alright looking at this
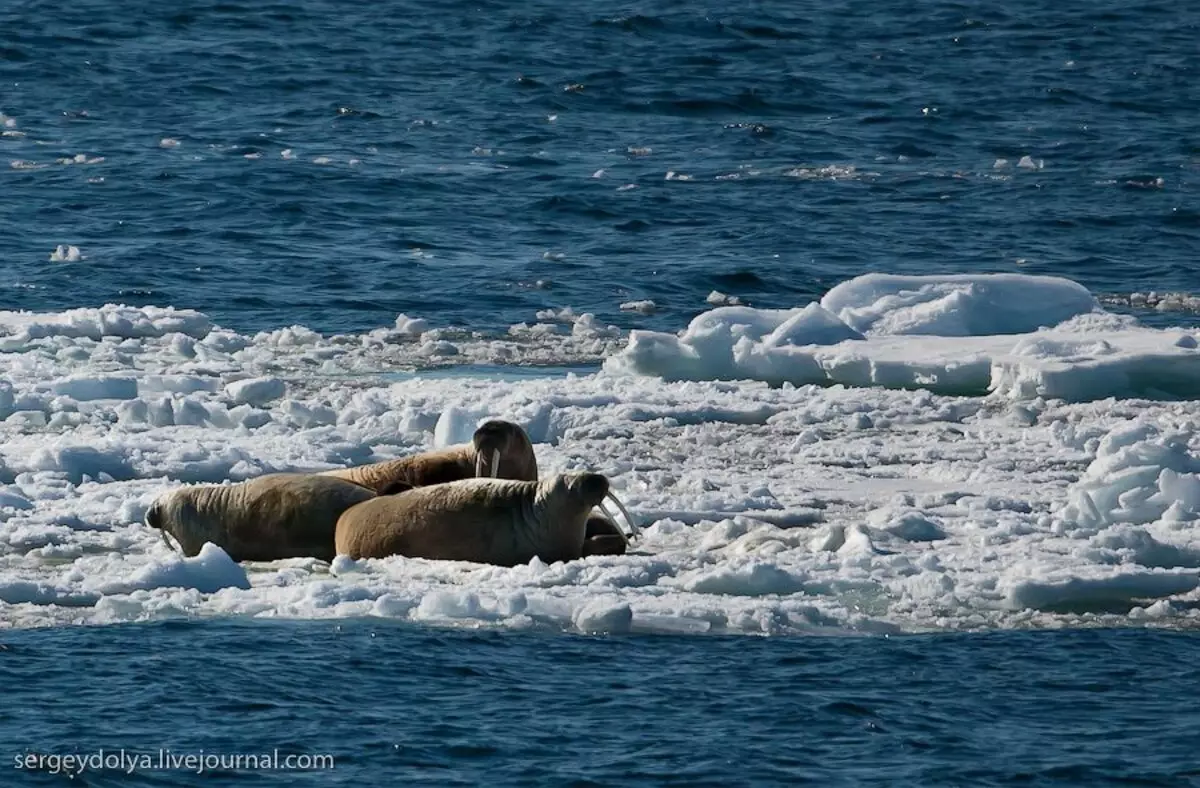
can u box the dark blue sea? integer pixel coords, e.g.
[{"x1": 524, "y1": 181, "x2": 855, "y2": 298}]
[
  {"x1": 3, "y1": 0, "x2": 1200, "y2": 784},
  {"x1": 2, "y1": 620, "x2": 1200, "y2": 786},
  {"x1": 1, "y1": 0, "x2": 1197, "y2": 334}
]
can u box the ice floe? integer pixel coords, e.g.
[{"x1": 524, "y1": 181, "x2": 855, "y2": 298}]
[
  {"x1": 0, "y1": 273, "x2": 1197, "y2": 635},
  {"x1": 606, "y1": 273, "x2": 1200, "y2": 401}
]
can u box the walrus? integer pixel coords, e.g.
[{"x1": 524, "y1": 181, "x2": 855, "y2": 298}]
[
  {"x1": 334, "y1": 472, "x2": 635, "y2": 566},
  {"x1": 320, "y1": 419, "x2": 537, "y2": 495},
  {"x1": 583, "y1": 513, "x2": 630, "y2": 557},
  {"x1": 145, "y1": 473, "x2": 376, "y2": 562}
]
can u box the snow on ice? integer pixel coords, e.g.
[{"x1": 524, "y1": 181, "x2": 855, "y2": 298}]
[{"x1": 0, "y1": 273, "x2": 1198, "y2": 635}]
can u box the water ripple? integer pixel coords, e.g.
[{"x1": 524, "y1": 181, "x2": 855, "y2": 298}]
[
  {"x1": 3, "y1": 622, "x2": 1200, "y2": 785},
  {"x1": 0, "y1": 0, "x2": 1195, "y2": 337}
]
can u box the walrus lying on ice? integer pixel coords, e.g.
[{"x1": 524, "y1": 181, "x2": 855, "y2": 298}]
[
  {"x1": 145, "y1": 419, "x2": 539, "y2": 562},
  {"x1": 146, "y1": 419, "x2": 636, "y2": 563},
  {"x1": 145, "y1": 473, "x2": 375, "y2": 562},
  {"x1": 321, "y1": 419, "x2": 538, "y2": 494},
  {"x1": 324, "y1": 417, "x2": 632, "y2": 556},
  {"x1": 334, "y1": 472, "x2": 639, "y2": 566}
]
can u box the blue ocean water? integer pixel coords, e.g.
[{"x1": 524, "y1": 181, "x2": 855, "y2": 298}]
[
  {"x1": 1, "y1": 620, "x2": 1198, "y2": 786},
  {"x1": 1, "y1": 0, "x2": 1196, "y2": 335},
  {"x1": 4, "y1": 1, "x2": 1200, "y2": 784}
]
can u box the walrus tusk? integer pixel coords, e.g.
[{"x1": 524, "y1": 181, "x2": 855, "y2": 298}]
[
  {"x1": 606, "y1": 491, "x2": 639, "y2": 538},
  {"x1": 597, "y1": 502, "x2": 629, "y2": 546},
  {"x1": 160, "y1": 528, "x2": 182, "y2": 554},
  {"x1": 599, "y1": 490, "x2": 639, "y2": 541},
  {"x1": 474, "y1": 448, "x2": 502, "y2": 479}
]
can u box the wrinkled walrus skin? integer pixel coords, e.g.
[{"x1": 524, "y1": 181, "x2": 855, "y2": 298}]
[
  {"x1": 320, "y1": 419, "x2": 538, "y2": 495},
  {"x1": 334, "y1": 472, "x2": 609, "y2": 566},
  {"x1": 145, "y1": 473, "x2": 376, "y2": 562}
]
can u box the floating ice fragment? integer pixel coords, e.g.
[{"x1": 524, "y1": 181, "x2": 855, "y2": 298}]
[
  {"x1": 392, "y1": 313, "x2": 430, "y2": 336},
  {"x1": 49, "y1": 245, "x2": 84, "y2": 262},
  {"x1": 535, "y1": 306, "x2": 577, "y2": 323},
  {"x1": 706, "y1": 291, "x2": 744, "y2": 306},
  {"x1": 573, "y1": 601, "x2": 633, "y2": 634},
  {"x1": 56, "y1": 153, "x2": 104, "y2": 165}
]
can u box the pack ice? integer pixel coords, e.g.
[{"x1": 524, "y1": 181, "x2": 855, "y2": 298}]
[{"x1": 0, "y1": 273, "x2": 1198, "y2": 636}]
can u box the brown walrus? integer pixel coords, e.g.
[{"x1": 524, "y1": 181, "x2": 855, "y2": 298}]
[
  {"x1": 583, "y1": 514, "x2": 631, "y2": 556},
  {"x1": 145, "y1": 473, "x2": 376, "y2": 562},
  {"x1": 334, "y1": 472, "x2": 629, "y2": 566},
  {"x1": 320, "y1": 419, "x2": 537, "y2": 495}
]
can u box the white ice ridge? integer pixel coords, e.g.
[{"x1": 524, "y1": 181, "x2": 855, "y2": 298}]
[
  {"x1": 604, "y1": 273, "x2": 1200, "y2": 402},
  {"x1": 0, "y1": 273, "x2": 1196, "y2": 635}
]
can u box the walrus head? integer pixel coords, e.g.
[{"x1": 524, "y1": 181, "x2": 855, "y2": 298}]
[
  {"x1": 143, "y1": 485, "x2": 238, "y2": 557},
  {"x1": 145, "y1": 500, "x2": 162, "y2": 531},
  {"x1": 471, "y1": 419, "x2": 537, "y2": 481},
  {"x1": 144, "y1": 494, "x2": 185, "y2": 554},
  {"x1": 566, "y1": 471, "x2": 609, "y2": 507},
  {"x1": 533, "y1": 472, "x2": 608, "y2": 516},
  {"x1": 520, "y1": 472, "x2": 610, "y2": 559},
  {"x1": 533, "y1": 472, "x2": 641, "y2": 546},
  {"x1": 558, "y1": 472, "x2": 639, "y2": 547}
]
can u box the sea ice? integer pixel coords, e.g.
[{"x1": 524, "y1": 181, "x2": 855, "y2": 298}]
[
  {"x1": 605, "y1": 274, "x2": 1200, "y2": 402},
  {"x1": 0, "y1": 272, "x2": 1196, "y2": 635}
]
